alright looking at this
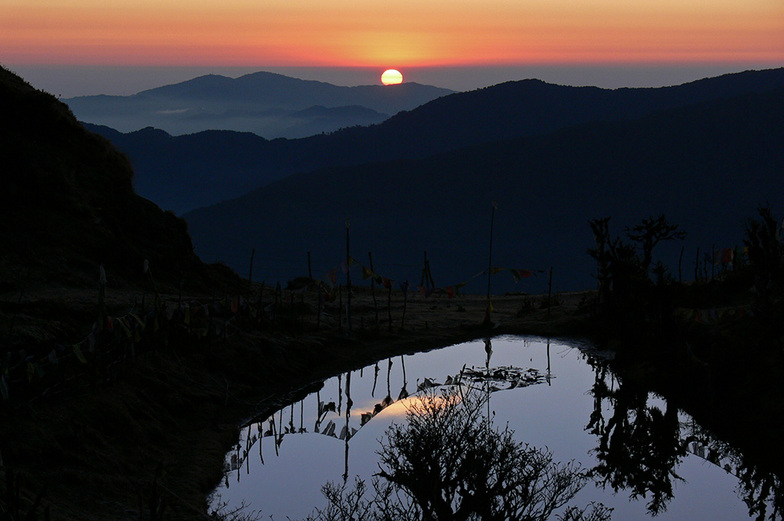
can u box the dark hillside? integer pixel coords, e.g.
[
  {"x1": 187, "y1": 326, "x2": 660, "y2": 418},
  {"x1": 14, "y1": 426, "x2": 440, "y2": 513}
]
[
  {"x1": 0, "y1": 66, "x2": 237, "y2": 292},
  {"x1": 91, "y1": 68, "x2": 784, "y2": 214},
  {"x1": 183, "y1": 86, "x2": 784, "y2": 293}
]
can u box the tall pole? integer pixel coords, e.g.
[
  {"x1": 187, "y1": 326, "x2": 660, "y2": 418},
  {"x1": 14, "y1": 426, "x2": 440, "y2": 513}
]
[
  {"x1": 346, "y1": 219, "x2": 352, "y2": 332},
  {"x1": 486, "y1": 202, "x2": 496, "y2": 301},
  {"x1": 484, "y1": 202, "x2": 497, "y2": 327},
  {"x1": 369, "y1": 251, "x2": 379, "y2": 328}
]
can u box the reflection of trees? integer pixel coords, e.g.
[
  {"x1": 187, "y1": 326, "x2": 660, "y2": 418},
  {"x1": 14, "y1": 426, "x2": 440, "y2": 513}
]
[
  {"x1": 737, "y1": 462, "x2": 783, "y2": 521},
  {"x1": 305, "y1": 386, "x2": 612, "y2": 521},
  {"x1": 586, "y1": 359, "x2": 688, "y2": 515},
  {"x1": 588, "y1": 357, "x2": 784, "y2": 520},
  {"x1": 685, "y1": 423, "x2": 783, "y2": 521}
]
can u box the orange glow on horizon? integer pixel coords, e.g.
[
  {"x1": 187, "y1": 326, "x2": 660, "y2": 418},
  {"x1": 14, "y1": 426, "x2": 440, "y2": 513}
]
[{"x1": 2, "y1": 0, "x2": 782, "y2": 68}]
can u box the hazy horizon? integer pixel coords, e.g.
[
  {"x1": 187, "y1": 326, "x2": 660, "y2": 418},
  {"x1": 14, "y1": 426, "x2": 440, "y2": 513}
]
[{"x1": 9, "y1": 63, "x2": 783, "y2": 99}]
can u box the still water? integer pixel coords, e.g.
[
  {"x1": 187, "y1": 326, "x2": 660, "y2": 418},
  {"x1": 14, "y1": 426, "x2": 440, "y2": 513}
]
[{"x1": 210, "y1": 336, "x2": 764, "y2": 520}]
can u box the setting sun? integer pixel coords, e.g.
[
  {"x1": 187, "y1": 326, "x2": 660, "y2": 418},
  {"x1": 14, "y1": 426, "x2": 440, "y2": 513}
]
[{"x1": 381, "y1": 69, "x2": 403, "y2": 85}]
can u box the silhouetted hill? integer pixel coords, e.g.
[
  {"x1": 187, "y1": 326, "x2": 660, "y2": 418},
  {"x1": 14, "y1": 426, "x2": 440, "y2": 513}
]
[
  {"x1": 183, "y1": 86, "x2": 784, "y2": 293},
  {"x1": 90, "y1": 68, "x2": 784, "y2": 214},
  {"x1": 65, "y1": 71, "x2": 453, "y2": 138},
  {"x1": 0, "y1": 67, "x2": 239, "y2": 291}
]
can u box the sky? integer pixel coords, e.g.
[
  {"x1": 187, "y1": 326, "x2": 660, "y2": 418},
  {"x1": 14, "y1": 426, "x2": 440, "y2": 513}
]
[{"x1": 2, "y1": 0, "x2": 783, "y2": 95}]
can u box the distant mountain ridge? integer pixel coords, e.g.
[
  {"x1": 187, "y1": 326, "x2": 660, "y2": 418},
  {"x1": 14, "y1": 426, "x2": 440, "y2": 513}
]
[
  {"x1": 182, "y1": 83, "x2": 784, "y2": 293},
  {"x1": 65, "y1": 71, "x2": 454, "y2": 138},
  {"x1": 88, "y1": 68, "x2": 784, "y2": 214}
]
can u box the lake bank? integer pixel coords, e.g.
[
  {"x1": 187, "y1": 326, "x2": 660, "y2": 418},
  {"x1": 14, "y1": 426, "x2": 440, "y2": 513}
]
[
  {"x1": 1, "y1": 286, "x2": 590, "y2": 520},
  {"x1": 3, "y1": 282, "x2": 781, "y2": 520}
]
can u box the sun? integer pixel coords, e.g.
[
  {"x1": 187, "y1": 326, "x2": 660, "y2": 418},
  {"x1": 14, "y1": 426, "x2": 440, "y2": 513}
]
[{"x1": 381, "y1": 69, "x2": 403, "y2": 86}]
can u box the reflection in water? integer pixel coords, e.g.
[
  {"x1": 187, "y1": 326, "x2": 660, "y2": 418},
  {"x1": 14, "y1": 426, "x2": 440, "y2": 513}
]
[
  {"x1": 213, "y1": 336, "x2": 782, "y2": 521},
  {"x1": 585, "y1": 355, "x2": 783, "y2": 520},
  {"x1": 684, "y1": 422, "x2": 783, "y2": 521},
  {"x1": 586, "y1": 358, "x2": 689, "y2": 515},
  {"x1": 310, "y1": 385, "x2": 612, "y2": 521}
]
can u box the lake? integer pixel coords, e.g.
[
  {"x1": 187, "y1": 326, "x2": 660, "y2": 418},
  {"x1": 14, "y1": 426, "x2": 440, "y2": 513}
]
[{"x1": 209, "y1": 335, "x2": 768, "y2": 520}]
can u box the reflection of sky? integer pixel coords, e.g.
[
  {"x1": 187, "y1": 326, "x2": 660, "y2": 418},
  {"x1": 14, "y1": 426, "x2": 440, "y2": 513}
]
[{"x1": 210, "y1": 336, "x2": 753, "y2": 520}]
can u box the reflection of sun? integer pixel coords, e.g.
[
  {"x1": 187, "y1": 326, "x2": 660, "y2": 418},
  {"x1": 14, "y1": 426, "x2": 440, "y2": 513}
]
[{"x1": 381, "y1": 69, "x2": 403, "y2": 85}]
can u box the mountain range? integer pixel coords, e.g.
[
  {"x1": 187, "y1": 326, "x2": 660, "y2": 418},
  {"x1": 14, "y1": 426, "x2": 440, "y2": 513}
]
[
  {"x1": 87, "y1": 68, "x2": 784, "y2": 216},
  {"x1": 175, "y1": 69, "x2": 784, "y2": 293},
  {"x1": 66, "y1": 71, "x2": 453, "y2": 139}
]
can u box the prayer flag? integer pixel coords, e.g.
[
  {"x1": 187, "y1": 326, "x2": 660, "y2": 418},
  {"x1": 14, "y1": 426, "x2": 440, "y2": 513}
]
[{"x1": 73, "y1": 344, "x2": 87, "y2": 364}]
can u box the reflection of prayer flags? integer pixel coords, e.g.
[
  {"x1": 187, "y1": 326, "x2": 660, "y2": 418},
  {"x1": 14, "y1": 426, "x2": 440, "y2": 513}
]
[
  {"x1": 362, "y1": 266, "x2": 373, "y2": 280},
  {"x1": 490, "y1": 267, "x2": 505, "y2": 275},
  {"x1": 418, "y1": 285, "x2": 427, "y2": 297},
  {"x1": 446, "y1": 286, "x2": 455, "y2": 299},
  {"x1": 373, "y1": 274, "x2": 383, "y2": 285},
  {"x1": 382, "y1": 277, "x2": 392, "y2": 289},
  {"x1": 721, "y1": 248, "x2": 733, "y2": 264}
]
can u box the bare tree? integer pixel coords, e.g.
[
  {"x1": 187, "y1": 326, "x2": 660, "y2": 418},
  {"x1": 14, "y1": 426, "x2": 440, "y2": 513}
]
[
  {"x1": 376, "y1": 387, "x2": 609, "y2": 521},
  {"x1": 626, "y1": 215, "x2": 686, "y2": 274},
  {"x1": 304, "y1": 387, "x2": 612, "y2": 521}
]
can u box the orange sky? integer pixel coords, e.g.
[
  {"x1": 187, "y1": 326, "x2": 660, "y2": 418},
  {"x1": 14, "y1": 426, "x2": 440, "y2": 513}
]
[{"x1": 2, "y1": 0, "x2": 783, "y2": 67}]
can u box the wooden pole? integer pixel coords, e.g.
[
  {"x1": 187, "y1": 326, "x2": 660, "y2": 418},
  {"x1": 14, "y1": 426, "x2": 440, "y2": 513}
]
[
  {"x1": 547, "y1": 266, "x2": 553, "y2": 318},
  {"x1": 484, "y1": 202, "x2": 497, "y2": 326},
  {"x1": 369, "y1": 251, "x2": 379, "y2": 328},
  {"x1": 486, "y1": 204, "x2": 495, "y2": 302},
  {"x1": 400, "y1": 282, "x2": 408, "y2": 330},
  {"x1": 338, "y1": 285, "x2": 343, "y2": 333},
  {"x1": 387, "y1": 281, "x2": 393, "y2": 332},
  {"x1": 678, "y1": 245, "x2": 684, "y2": 283},
  {"x1": 248, "y1": 248, "x2": 255, "y2": 284},
  {"x1": 346, "y1": 219, "x2": 352, "y2": 332}
]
